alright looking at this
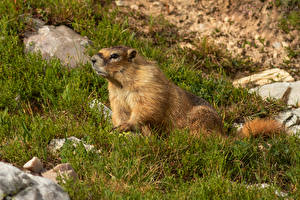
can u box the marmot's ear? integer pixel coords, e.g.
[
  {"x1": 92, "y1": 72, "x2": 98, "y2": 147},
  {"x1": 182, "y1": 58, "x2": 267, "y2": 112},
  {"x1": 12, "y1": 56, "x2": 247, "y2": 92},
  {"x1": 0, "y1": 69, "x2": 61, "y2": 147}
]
[{"x1": 127, "y1": 49, "x2": 137, "y2": 61}]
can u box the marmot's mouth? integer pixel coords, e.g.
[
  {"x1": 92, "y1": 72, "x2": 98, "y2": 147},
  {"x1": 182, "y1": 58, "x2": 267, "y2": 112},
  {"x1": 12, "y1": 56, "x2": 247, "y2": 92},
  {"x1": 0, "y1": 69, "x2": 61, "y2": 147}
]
[
  {"x1": 95, "y1": 70, "x2": 107, "y2": 77},
  {"x1": 92, "y1": 64, "x2": 108, "y2": 77}
]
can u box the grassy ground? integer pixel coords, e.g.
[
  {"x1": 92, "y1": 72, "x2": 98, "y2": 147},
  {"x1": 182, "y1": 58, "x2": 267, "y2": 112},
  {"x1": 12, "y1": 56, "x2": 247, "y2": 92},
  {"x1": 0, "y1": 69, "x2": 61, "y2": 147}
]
[
  {"x1": 0, "y1": 0, "x2": 299, "y2": 199},
  {"x1": 275, "y1": 0, "x2": 300, "y2": 32}
]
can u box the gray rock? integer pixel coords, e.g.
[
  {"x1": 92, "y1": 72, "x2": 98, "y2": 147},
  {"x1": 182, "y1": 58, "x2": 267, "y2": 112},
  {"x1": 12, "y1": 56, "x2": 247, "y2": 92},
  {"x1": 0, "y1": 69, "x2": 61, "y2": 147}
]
[
  {"x1": 250, "y1": 81, "x2": 300, "y2": 106},
  {"x1": 24, "y1": 25, "x2": 91, "y2": 68},
  {"x1": 0, "y1": 162, "x2": 70, "y2": 200},
  {"x1": 276, "y1": 108, "x2": 300, "y2": 135}
]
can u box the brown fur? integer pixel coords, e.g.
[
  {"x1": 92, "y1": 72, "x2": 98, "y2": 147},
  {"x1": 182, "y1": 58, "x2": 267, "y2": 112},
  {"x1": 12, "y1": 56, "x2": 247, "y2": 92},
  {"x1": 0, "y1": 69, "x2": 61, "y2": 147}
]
[
  {"x1": 239, "y1": 118, "x2": 284, "y2": 138},
  {"x1": 91, "y1": 46, "x2": 283, "y2": 138}
]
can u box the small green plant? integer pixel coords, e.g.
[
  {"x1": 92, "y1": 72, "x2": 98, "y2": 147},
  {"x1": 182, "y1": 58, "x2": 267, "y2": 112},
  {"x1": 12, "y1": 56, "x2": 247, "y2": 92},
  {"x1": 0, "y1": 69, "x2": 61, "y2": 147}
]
[{"x1": 275, "y1": 0, "x2": 300, "y2": 32}]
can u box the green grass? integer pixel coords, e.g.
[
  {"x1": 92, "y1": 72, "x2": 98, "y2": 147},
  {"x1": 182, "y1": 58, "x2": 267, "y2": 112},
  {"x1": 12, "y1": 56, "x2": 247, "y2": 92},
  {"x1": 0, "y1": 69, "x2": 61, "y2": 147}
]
[
  {"x1": 0, "y1": 0, "x2": 299, "y2": 199},
  {"x1": 275, "y1": 0, "x2": 300, "y2": 32}
]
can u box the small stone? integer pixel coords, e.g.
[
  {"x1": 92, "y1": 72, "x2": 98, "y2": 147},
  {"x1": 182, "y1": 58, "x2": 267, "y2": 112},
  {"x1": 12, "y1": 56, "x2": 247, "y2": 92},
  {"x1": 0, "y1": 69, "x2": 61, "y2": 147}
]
[
  {"x1": 272, "y1": 41, "x2": 281, "y2": 49},
  {"x1": 228, "y1": 41, "x2": 235, "y2": 47},
  {"x1": 130, "y1": 4, "x2": 139, "y2": 10},
  {"x1": 275, "y1": 190, "x2": 288, "y2": 198},
  {"x1": 89, "y1": 99, "x2": 112, "y2": 120},
  {"x1": 15, "y1": 94, "x2": 20, "y2": 102},
  {"x1": 167, "y1": 4, "x2": 175, "y2": 14},
  {"x1": 42, "y1": 163, "x2": 77, "y2": 183},
  {"x1": 153, "y1": 2, "x2": 161, "y2": 7},
  {"x1": 23, "y1": 157, "x2": 43, "y2": 173},
  {"x1": 224, "y1": 16, "x2": 229, "y2": 22},
  {"x1": 282, "y1": 41, "x2": 289, "y2": 48},
  {"x1": 115, "y1": 0, "x2": 124, "y2": 6},
  {"x1": 284, "y1": 56, "x2": 290, "y2": 61},
  {"x1": 48, "y1": 138, "x2": 66, "y2": 152},
  {"x1": 233, "y1": 123, "x2": 243, "y2": 133},
  {"x1": 237, "y1": 48, "x2": 243, "y2": 55},
  {"x1": 190, "y1": 23, "x2": 207, "y2": 32},
  {"x1": 179, "y1": 42, "x2": 196, "y2": 50}
]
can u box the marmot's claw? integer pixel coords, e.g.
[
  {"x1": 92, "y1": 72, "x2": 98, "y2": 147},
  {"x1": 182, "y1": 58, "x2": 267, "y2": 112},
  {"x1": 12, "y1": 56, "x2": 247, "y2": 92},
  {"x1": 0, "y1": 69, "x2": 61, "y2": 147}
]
[{"x1": 117, "y1": 123, "x2": 134, "y2": 132}]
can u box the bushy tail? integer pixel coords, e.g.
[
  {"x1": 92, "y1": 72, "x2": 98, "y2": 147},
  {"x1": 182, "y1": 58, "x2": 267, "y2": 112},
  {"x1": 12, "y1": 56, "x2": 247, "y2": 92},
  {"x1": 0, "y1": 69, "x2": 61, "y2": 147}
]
[{"x1": 239, "y1": 118, "x2": 284, "y2": 138}]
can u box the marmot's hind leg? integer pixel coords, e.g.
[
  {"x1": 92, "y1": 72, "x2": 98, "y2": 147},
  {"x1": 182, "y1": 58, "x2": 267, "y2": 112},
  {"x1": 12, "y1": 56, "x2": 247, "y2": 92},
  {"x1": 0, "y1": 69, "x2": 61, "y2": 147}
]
[{"x1": 188, "y1": 106, "x2": 224, "y2": 136}]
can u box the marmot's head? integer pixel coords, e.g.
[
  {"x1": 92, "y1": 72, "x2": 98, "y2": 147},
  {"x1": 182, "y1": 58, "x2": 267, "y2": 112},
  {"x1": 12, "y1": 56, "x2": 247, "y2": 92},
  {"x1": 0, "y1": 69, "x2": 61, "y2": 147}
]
[{"x1": 91, "y1": 46, "x2": 138, "y2": 79}]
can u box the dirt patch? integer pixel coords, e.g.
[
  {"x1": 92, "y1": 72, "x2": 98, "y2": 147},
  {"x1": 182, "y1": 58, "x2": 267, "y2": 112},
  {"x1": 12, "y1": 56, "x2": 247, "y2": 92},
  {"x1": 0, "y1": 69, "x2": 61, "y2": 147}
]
[{"x1": 116, "y1": 0, "x2": 299, "y2": 79}]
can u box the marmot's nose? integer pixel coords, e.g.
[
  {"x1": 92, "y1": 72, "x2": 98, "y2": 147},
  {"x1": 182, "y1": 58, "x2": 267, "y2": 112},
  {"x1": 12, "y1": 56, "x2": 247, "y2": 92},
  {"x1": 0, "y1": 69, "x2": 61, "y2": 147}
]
[{"x1": 91, "y1": 58, "x2": 96, "y2": 64}]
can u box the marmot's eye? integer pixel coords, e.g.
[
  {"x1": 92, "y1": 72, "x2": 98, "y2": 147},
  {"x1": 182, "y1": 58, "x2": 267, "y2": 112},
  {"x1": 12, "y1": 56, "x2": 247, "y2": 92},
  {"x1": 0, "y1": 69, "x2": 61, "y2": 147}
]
[{"x1": 110, "y1": 53, "x2": 120, "y2": 59}]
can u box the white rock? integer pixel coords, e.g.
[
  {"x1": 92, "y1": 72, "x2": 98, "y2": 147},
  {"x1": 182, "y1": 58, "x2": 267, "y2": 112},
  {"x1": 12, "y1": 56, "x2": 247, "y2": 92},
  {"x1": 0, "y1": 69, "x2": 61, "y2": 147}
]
[
  {"x1": 276, "y1": 108, "x2": 300, "y2": 135},
  {"x1": 250, "y1": 81, "x2": 300, "y2": 106},
  {"x1": 249, "y1": 82, "x2": 290, "y2": 100},
  {"x1": 42, "y1": 163, "x2": 77, "y2": 184},
  {"x1": 48, "y1": 136, "x2": 95, "y2": 153},
  {"x1": 23, "y1": 157, "x2": 43, "y2": 173},
  {"x1": 0, "y1": 162, "x2": 70, "y2": 200},
  {"x1": 24, "y1": 25, "x2": 91, "y2": 68},
  {"x1": 233, "y1": 68, "x2": 294, "y2": 87}
]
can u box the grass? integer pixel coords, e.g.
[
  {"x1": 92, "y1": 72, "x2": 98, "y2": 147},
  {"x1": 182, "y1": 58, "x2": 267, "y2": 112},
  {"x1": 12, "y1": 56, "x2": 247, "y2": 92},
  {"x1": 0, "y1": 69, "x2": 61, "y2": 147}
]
[
  {"x1": 0, "y1": 0, "x2": 299, "y2": 199},
  {"x1": 275, "y1": 0, "x2": 300, "y2": 32}
]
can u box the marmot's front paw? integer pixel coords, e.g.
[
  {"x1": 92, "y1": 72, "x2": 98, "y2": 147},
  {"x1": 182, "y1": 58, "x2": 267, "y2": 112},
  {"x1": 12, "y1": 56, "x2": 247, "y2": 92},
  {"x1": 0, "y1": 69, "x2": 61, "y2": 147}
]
[{"x1": 116, "y1": 123, "x2": 135, "y2": 132}]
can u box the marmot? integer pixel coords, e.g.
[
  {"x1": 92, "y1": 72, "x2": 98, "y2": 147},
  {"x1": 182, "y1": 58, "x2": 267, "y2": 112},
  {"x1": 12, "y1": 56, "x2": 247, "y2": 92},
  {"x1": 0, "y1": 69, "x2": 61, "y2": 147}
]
[{"x1": 91, "y1": 46, "x2": 283, "y2": 137}]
